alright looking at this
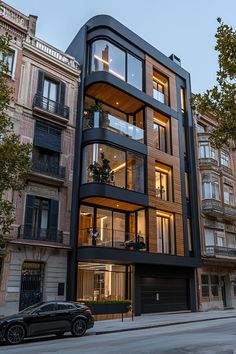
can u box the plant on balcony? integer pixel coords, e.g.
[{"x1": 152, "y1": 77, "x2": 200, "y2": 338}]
[
  {"x1": 88, "y1": 152, "x2": 114, "y2": 184},
  {"x1": 84, "y1": 102, "x2": 109, "y2": 129}
]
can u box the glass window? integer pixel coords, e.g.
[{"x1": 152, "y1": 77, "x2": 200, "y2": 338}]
[
  {"x1": 221, "y1": 150, "x2": 230, "y2": 167},
  {"x1": 77, "y1": 262, "x2": 130, "y2": 301},
  {"x1": 202, "y1": 174, "x2": 220, "y2": 200},
  {"x1": 127, "y1": 152, "x2": 144, "y2": 193},
  {"x1": 205, "y1": 229, "x2": 215, "y2": 246},
  {"x1": 78, "y1": 205, "x2": 94, "y2": 246},
  {"x1": 156, "y1": 212, "x2": 175, "y2": 254},
  {"x1": 197, "y1": 124, "x2": 206, "y2": 133},
  {"x1": 127, "y1": 54, "x2": 142, "y2": 90},
  {"x1": 82, "y1": 144, "x2": 144, "y2": 193},
  {"x1": 153, "y1": 122, "x2": 166, "y2": 152},
  {"x1": 153, "y1": 70, "x2": 169, "y2": 105},
  {"x1": 0, "y1": 50, "x2": 14, "y2": 74},
  {"x1": 113, "y1": 212, "x2": 126, "y2": 248},
  {"x1": 211, "y1": 275, "x2": 219, "y2": 297},
  {"x1": 198, "y1": 141, "x2": 216, "y2": 160},
  {"x1": 40, "y1": 304, "x2": 57, "y2": 312},
  {"x1": 43, "y1": 78, "x2": 58, "y2": 102},
  {"x1": 155, "y1": 170, "x2": 168, "y2": 200},
  {"x1": 224, "y1": 184, "x2": 234, "y2": 205},
  {"x1": 96, "y1": 208, "x2": 112, "y2": 247},
  {"x1": 90, "y1": 40, "x2": 143, "y2": 90}
]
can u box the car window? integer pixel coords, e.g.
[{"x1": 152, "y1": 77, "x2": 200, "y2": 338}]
[
  {"x1": 40, "y1": 304, "x2": 57, "y2": 312},
  {"x1": 57, "y1": 303, "x2": 75, "y2": 310}
]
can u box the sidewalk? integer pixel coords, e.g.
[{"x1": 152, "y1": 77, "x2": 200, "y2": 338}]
[{"x1": 90, "y1": 309, "x2": 236, "y2": 335}]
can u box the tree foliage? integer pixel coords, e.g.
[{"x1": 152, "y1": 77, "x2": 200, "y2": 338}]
[
  {"x1": 0, "y1": 33, "x2": 31, "y2": 242},
  {"x1": 192, "y1": 18, "x2": 236, "y2": 148}
]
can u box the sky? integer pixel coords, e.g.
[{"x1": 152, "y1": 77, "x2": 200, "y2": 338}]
[{"x1": 4, "y1": 0, "x2": 236, "y2": 93}]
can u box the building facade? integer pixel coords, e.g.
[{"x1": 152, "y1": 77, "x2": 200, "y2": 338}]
[
  {"x1": 67, "y1": 15, "x2": 201, "y2": 315},
  {"x1": 0, "y1": 2, "x2": 80, "y2": 315},
  {"x1": 195, "y1": 112, "x2": 236, "y2": 311}
]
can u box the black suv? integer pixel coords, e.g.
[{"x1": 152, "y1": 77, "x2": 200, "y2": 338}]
[{"x1": 0, "y1": 301, "x2": 94, "y2": 345}]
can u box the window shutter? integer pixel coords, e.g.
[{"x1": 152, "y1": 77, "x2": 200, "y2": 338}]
[
  {"x1": 24, "y1": 195, "x2": 35, "y2": 233},
  {"x1": 37, "y1": 70, "x2": 44, "y2": 94},
  {"x1": 60, "y1": 82, "x2": 66, "y2": 105},
  {"x1": 49, "y1": 200, "x2": 59, "y2": 230}
]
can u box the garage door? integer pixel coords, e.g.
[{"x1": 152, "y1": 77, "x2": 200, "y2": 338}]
[{"x1": 141, "y1": 277, "x2": 189, "y2": 313}]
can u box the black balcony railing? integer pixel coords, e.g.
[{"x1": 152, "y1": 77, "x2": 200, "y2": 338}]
[
  {"x1": 18, "y1": 226, "x2": 63, "y2": 243},
  {"x1": 205, "y1": 245, "x2": 236, "y2": 258},
  {"x1": 32, "y1": 157, "x2": 66, "y2": 180},
  {"x1": 79, "y1": 227, "x2": 146, "y2": 250},
  {"x1": 33, "y1": 93, "x2": 69, "y2": 119}
]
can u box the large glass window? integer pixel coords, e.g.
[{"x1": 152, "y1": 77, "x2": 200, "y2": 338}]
[
  {"x1": 155, "y1": 163, "x2": 171, "y2": 201},
  {"x1": 224, "y1": 184, "x2": 234, "y2": 205},
  {"x1": 77, "y1": 262, "x2": 130, "y2": 301},
  {"x1": 82, "y1": 144, "x2": 144, "y2": 193},
  {"x1": 153, "y1": 122, "x2": 166, "y2": 152},
  {"x1": 78, "y1": 205, "x2": 146, "y2": 249},
  {"x1": 202, "y1": 174, "x2": 220, "y2": 200},
  {"x1": 90, "y1": 40, "x2": 143, "y2": 90},
  {"x1": 83, "y1": 97, "x2": 144, "y2": 143},
  {"x1": 156, "y1": 212, "x2": 175, "y2": 254},
  {"x1": 221, "y1": 150, "x2": 230, "y2": 167},
  {"x1": 198, "y1": 141, "x2": 216, "y2": 160},
  {"x1": 153, "y1": 70, "x2": 169, "y2": 105}
]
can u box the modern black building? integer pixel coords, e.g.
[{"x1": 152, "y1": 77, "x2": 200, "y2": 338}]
[{"x1": 66, "y1": 15, "x2": 201, "y2": 315}]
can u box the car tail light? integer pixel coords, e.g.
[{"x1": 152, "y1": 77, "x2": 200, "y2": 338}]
[{"x1": 84, "y1": 308, "x2": 92, "y2": 315}]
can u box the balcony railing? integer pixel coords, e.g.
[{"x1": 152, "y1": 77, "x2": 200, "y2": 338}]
[
  {"x1": 83, "y1": 110, "x2": 144, "y2": 143},
  {"x1": 202, "y1": 199, "x2": 224, "y2": 216},
  {"x1": 205, "y1": 245, "x2": 236, "y2": 258},
  {"x1": 224, "y1": 205, "x2": 236, "y2": 219},
  {"x1": 198, "y1": 158, "x2": 218, "y2": 167},
  {"x1": 78, "y1": 228, "x2": 146, "y2": 250},
  {"x1": 32, "y1": 157, "x2": 66, "y2": 180},
  {"x1": 221, "y1": 165, "x2": 233, "y2": 175},
  {"x1": 153, "y1": 88, "x2": 169, "y2": 105},
  {"x1": 18, "y1": 226, "x2": 63, "y2": 243},
  {"x1": 33, "y1": 93, "x2": 69, "y2": 120}
]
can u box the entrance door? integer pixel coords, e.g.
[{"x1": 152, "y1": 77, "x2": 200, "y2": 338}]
[
  {"x1": 141, "y1": 277, "x2": 189, "y2": 313},
  {"x1": 19, "y1": 262, "x2": 45, "y2": 311},
  {"x1": 221, "y1": 277, "x2": 227, "y2": 308}
]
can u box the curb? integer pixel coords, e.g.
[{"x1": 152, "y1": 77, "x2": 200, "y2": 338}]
[{"x1": 95, "y1": 315, "x2": 236, "y2": 335}]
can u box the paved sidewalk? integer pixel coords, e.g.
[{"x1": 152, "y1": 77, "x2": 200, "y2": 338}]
[{"x1": 90, "y1": 309, "x2": 236, "y2": 335}]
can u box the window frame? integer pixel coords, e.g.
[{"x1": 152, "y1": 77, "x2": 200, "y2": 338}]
[{"x1": 89, "y1": 38, "x2": 143, "y2": 90}]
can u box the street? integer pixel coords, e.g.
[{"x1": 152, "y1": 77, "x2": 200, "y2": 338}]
[{"x1": 1, "y1": 317, "x2": 236, "y2": 354}]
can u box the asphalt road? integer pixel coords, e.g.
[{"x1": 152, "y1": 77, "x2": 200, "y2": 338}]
[{"x1": 1, "y1": 318, "x2": 236, "y2": 354}]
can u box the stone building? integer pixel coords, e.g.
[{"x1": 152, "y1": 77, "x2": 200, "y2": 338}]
[
  {"x1": 0, "y1": 1, "x2": 80, "y2": 315},
  {"x1": 194, "y1": 112, "x2": 236, "y2": 311}
]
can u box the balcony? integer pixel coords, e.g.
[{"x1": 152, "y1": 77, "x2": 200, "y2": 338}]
[
  {"x1": 32, "y1": 157, "x2": 66, "y2": 180},
  {"x1": 83, "y1": 110, "x2": 144, "y2": 143},
  {"x1": 18, "y1": 226, "x2": 63, "y2": 244},
  {"x1": 79, "y1": 228, "x2": 146, "y2": 251},
  {"x1": 202, "y1": 199, "x2": 223, "y2": 217},
  {"x1": 153, "y1": 88, "x2": 169, "y2": 105},
  {"x1": 221, "y1": 165, "x2": 233, "y2": 176},
  {"x1": 205, "y1": 245, "x2": 236, "y2": 258},
  {"x1": 224, "y1": 205, "x2": 236, "y2": 220},
  {"x1": 198, "y1": 158, "x2": 218, "y2": 169},
  {"x1": 33, "y1": 93, "x2": 69, "y2": 122}
]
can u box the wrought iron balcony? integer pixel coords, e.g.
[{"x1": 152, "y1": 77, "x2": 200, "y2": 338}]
[
  {"x1": 202, "y1": 199, "x2": 224, "y2": 216},
  {"x1": 205, "y1": 245, "x2": 236, "y2": 258},
  {"x1": 32, "y1": 157, "x2": 66, "y2": 180},
  {"x1": 33, "y1": 93, "x2": 69, "y2": 120},
  {"x1": 18, "y1": 226, "x2": 63, "y2": 243}
]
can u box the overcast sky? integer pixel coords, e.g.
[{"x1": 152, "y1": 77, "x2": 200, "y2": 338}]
[{"x1": 5, "y1": 0, "x2": 236, "y2": 93}]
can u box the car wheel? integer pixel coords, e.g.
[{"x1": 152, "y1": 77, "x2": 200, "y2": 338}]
[
  {"x1": 71, "y1": 319, "x2": 87, "y2": 337},
  {"x1": 5, "y1": 323, "x2": 25, "y2": 345}
]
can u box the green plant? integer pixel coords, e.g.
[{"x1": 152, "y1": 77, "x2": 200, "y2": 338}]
[{"x1": 88, "y1": 152, "x2": 114, "y2": 184}]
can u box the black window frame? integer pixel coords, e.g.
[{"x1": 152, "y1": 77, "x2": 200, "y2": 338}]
[
  {"x1": 153, "y1": 121, "x2": 167, "y2": 152},
  {"x1": 88, "y1": 38, "x2": 144, "y2": 91}
]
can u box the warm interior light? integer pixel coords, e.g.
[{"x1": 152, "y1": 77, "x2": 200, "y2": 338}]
[
  {"x1": 116, "y1": 101, "x2": 119, "y2": 105},
  {"x1": 156, "y1": 211, "x2": 171, "y2": 218},
  {"x1": 153, "y1": 76, "x2": 166, "y2": 86},
  {"x1": 154, "y1": 118, "x2": 167, "y2": 126},
  {"x1": 155, "y1": 166, "x2": 170, "y2": 173},
  {"x1": 94, "y1": 54, "x2": 109, "y2": 66},
  {"x1": 112, "y1": 162, "x2": 126, "y2": 172}
]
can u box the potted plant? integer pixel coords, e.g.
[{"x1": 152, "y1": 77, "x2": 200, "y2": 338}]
[{"x1": 88, "y1": 152, "x2": 114, "y2": 184}]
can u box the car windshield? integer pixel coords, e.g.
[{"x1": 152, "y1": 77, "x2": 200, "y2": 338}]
[{"x1": 19, "y1": 302, "x2": 44, "y2": 314}]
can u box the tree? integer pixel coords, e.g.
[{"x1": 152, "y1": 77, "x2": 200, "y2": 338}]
[
  {"x1": 192, "y1": 18, "x2": 236, "y2": 148},
  {"x1": 0, "y1": 33, "x2": 31, "y2": 243}
]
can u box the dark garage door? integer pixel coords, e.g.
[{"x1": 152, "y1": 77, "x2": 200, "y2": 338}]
[{"x1": 141, "y1": 277, "x2": 189, "y2": 313}]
